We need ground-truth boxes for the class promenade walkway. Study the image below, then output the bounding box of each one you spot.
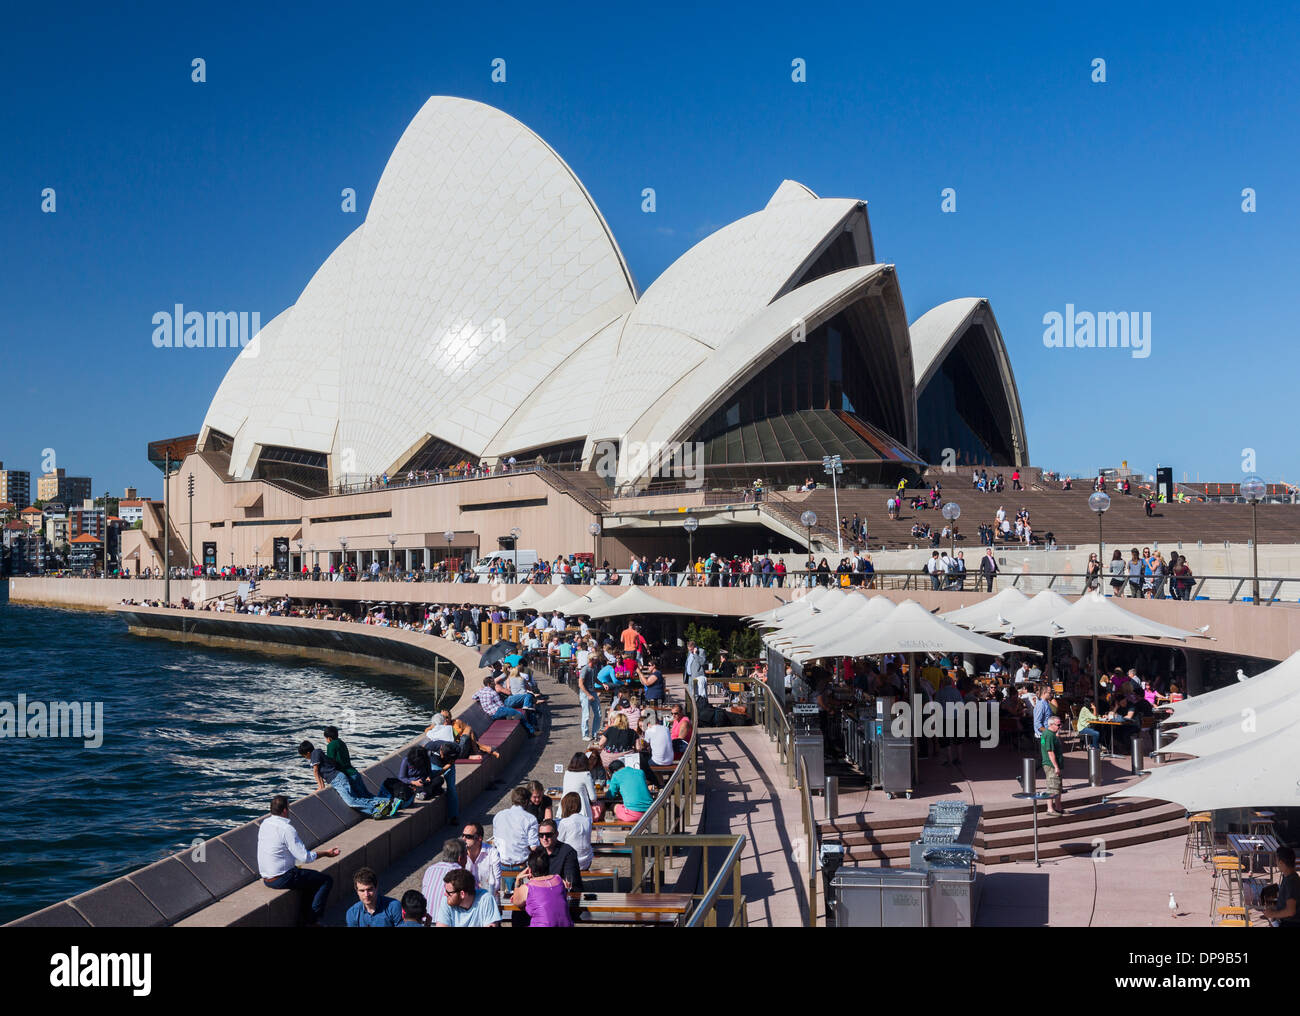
[699,723,810,926]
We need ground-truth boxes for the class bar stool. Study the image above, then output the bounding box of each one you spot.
[1184,812,1214,870]
[1215,905,1249,927]
[1210,855,1244,916]
[1247,811,1276,837]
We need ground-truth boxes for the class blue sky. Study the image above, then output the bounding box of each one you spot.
[3,1,1297,498]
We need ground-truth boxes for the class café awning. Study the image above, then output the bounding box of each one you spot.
[941,587,1031,633]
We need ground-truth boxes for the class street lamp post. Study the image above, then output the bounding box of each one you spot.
[823,454,844,555]
[1089,491,1111,586]
[589,521,601,569]
[510,526,521,580]
[443,530,454,579]
[942,501,961,561]
[295,538,303,578]
[339,536,349,578]
[388,533,398,578]
[799,509,818,556]
[1242,475,1265,606]
[683,516,699,581]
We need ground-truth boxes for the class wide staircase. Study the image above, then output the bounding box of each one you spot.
[766,481,1300,552]
[820,783,1187,866]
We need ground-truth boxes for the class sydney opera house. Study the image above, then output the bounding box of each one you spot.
[130,97,1029,574]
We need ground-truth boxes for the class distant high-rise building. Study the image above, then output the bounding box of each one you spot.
[0,463,31,509]
[37,469,92,506]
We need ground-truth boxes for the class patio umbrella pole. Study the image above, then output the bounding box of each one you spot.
[909,651,918,787]
[1093,635,1099,710]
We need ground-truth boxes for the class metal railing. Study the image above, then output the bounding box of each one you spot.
[849,568,1300,605]
[682,834,748,927]
[798,755,818,928]
[628,692,700,894]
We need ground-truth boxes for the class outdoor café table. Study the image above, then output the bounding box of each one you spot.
[500,890,692,925]
[1227,833,1280,881]
[1088,718,1126,758]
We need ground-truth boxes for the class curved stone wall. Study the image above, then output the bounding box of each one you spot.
[6,608,516,927]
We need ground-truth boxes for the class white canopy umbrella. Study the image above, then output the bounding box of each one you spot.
[1114,722,1300,812]
[1162,650,1300,727]
[941,587,1031,633]
[791,596,899,662]
[828,599,1038,660]
[1012,592,1209,642]
[997,589,1074,636]
[567,584,618,614]
[1154,683,1300,757]
[503,586,548,611]
[582,585,703,619]
[1009,591,1211,705]
[746,584,837,625]
[765,591,867,648]
[533,586,583,614]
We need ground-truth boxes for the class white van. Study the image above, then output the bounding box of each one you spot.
[472,549,540,578]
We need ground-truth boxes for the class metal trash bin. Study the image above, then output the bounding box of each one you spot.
[927,855,981,928]
[829,867,929,927]
[793,730,825,790]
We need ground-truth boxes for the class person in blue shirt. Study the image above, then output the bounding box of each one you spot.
[346,867,404,926]
[1032,686,1053,740]
[398,889,430,927]
[595,662,619,689]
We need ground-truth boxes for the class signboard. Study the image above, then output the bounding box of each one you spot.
[793,703,820,715]
[202,541,217,568]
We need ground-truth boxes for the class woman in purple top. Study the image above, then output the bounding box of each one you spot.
[510,848,572,927]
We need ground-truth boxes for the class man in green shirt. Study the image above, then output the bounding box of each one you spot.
[324,725,367,799]
[1040,715,1065,816]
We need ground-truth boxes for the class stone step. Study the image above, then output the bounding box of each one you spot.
[822,795,1171,848]
[838,811,1189,866]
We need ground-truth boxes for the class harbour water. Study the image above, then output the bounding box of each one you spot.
[0,603,440,924]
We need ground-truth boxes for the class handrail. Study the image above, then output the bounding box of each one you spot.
[798,755,818,928]
[683,834,748,927]
[627,693,699,894]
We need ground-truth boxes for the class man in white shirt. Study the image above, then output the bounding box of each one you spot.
[645,712,673,766]
[257,795,341,926]
[1014,662,1032,685]
[531,613,549,631]
[549,613,566,632]
[995,505,1006,526]
[684,640,705,691]
[460,821,502,894]
[988,656,1005,683]
[492,786,539,865]
[938,551,953,589]
[425,707,455,738]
